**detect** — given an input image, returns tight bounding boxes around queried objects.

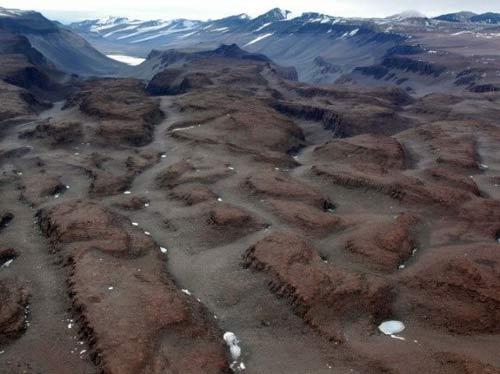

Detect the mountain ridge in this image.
[0,6,124,76]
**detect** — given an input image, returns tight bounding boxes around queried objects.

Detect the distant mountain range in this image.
[67,8,500,85]
[1,6,499,93]
[69,8,500,48]
[69,8,409,83]
[435,11,500,24]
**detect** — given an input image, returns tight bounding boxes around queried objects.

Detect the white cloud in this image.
[2,0,499,22]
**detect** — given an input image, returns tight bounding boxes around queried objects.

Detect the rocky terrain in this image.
[1,6,500,374]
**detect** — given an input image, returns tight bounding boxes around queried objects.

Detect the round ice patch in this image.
[378,320,405,335]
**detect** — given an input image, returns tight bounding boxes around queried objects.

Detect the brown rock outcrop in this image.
[38,201,229,373]
[0,278,29,345]
[243,232,393,342]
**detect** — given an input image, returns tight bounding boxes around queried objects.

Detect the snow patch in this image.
[1,259,13,268]
[106,54,145,66]
[211,27,229,32]
[179,31,198,38]
[255,22,272,32]
[223,331,245,371]
[243,33,274,47]
[378,320,405,335]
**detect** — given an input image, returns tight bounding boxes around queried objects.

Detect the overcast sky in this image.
[2,0,500,23]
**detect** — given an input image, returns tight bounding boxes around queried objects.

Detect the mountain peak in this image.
[96,16,129,25]
[257,8,292,22]
[0,7,33,18]
[387,10,427,20]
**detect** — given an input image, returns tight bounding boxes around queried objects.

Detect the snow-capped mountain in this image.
[386,10,427,21]
[70,8,408,83]
[71,8,368,44]
[71,17,202,44]
[68,8,500,84]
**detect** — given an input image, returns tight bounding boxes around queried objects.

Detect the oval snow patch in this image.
[378,320,405,335]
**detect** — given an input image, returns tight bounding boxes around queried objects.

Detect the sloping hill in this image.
[0,7,124,76]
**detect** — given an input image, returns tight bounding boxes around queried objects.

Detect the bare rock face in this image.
[267,199,341,236]
[0,80,47,120]
[208,203,259,228]
[19,172,67,206]
[86,151,159,197]
[156,161,231,189]
[312,134,407,170]
[243,170,327,208]
[170,183,218,206]
[65,79,164,147]
[311,164,472,208]
[414,122,479,170]
[273,83,414,137]
[156,161,195,188]
[202,202,266,246]
[243,232,393,342]
[88,169,132,197]
[430,197,500,246]
[146,68,214,95]
[69,251,228,374]
[345,213,420,271]
[0,54,54,92]
[424,167,481,196]
[173,89,305,156]
[38,201,229,374]
[111,196,149,211]
[38,200,156,256]
[0,278,29,345]
[402,245,500,334]
[19,120,83,146]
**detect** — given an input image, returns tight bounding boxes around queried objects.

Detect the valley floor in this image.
[1,56,500,374]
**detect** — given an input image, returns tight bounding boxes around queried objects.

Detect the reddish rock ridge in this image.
[345,213,420,271]
[156,160,232,189]
[38,200,229,374]
[401,244,500,334]
[0,278,29,345]
[170,183,218,206]
[243,169,330,208]
[266,199,342,237]
[18,172,67,207]
[64,79,164,147]
[18,119,83,146]
[311,164,474,208]
[172,89,306,156]
[312,134,407,170]
[243,231,393,342]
